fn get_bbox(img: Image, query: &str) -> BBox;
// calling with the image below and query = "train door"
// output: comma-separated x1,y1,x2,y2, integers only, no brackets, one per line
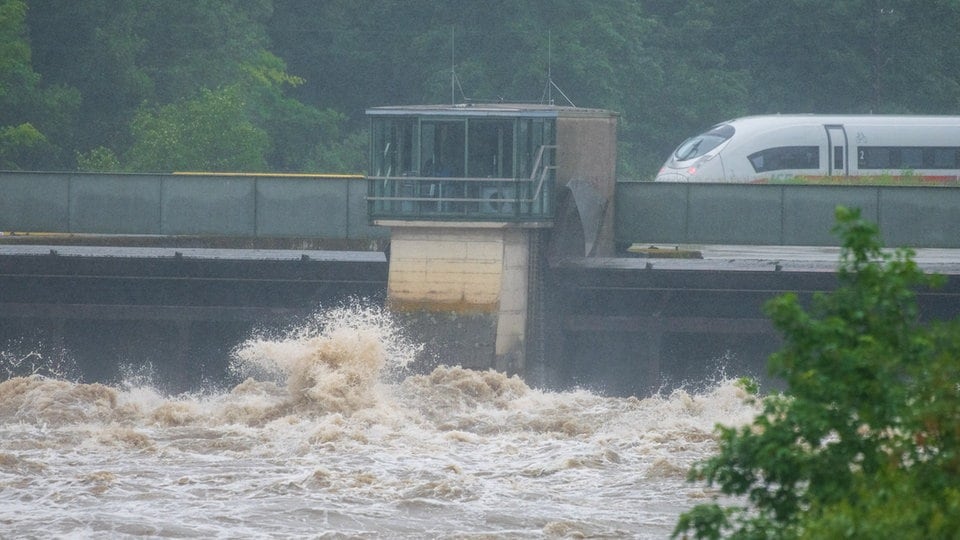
824,124,849,177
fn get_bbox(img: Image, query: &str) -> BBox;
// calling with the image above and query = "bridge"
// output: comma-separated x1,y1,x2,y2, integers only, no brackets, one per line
0,171,383,245
4,169,960,394
3,105,960,395
3,171,959,249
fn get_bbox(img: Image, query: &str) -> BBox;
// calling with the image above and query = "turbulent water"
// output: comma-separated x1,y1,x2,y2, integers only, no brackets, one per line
0,306,760,539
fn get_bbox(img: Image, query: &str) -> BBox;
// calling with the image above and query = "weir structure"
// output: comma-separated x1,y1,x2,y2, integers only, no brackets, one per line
7,120,960,395
365,103,617,374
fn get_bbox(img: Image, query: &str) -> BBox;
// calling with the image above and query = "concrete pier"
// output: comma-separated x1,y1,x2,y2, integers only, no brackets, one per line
365,103,618,377
381,223,541,373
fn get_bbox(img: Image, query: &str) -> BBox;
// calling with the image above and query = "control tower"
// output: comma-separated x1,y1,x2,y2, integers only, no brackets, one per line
366,103,617,374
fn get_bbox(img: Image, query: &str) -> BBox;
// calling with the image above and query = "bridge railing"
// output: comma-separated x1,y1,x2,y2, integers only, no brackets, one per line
615,181,960,248
0,171,386,240
7,170,960,248
366,145,557,222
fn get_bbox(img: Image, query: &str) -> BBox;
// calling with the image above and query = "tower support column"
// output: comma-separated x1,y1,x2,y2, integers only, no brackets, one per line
384,222,541,374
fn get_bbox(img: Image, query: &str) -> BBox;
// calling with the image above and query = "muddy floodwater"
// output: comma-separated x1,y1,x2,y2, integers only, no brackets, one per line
0,306,757,538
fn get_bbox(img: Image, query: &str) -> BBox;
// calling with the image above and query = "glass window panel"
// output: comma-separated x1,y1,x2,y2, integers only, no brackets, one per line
747,146,819,172
468,120,514,177
858,146,960,169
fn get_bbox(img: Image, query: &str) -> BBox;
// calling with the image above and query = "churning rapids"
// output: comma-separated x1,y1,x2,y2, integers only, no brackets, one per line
0,305,759,538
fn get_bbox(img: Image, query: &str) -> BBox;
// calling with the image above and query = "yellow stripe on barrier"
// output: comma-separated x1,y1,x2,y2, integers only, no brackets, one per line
172,172,364,179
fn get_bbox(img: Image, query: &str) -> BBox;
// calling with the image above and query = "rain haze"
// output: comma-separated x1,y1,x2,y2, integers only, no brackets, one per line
4,2,960,537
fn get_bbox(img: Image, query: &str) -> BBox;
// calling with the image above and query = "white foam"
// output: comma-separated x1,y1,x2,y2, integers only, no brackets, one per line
0,304,761,538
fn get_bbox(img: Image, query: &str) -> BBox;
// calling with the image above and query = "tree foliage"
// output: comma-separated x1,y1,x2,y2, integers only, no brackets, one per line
126,86,270,172
13,1,960,174
0,0,78,169
673,207,960,539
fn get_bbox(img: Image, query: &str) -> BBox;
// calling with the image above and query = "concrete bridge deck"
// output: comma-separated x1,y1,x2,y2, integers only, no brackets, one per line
555,244,960,339
0,244,387,322
580,244,960,274
0,244,388,391
7,242,960,272
0,244,385,263
3,242,959,395
547,245,960,395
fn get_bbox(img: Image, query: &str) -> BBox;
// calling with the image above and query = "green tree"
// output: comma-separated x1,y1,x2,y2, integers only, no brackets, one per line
0,0,78,169
638,0,750,177
674,207,960,538
123,46,347,172
125,85,269,172
76,146,122,172
26,0,284,169
699,0,960,115
19,1,960,175
268,0,666,176
240,50,346,172
308,129,368,174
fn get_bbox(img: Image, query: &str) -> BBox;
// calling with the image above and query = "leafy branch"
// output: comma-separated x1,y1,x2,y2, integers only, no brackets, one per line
674,206,960,539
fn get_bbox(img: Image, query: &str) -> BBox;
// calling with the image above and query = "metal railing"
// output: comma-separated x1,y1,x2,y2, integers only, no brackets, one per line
367,145,557,221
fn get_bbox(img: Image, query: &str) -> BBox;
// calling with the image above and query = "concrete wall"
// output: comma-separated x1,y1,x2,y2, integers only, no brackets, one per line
0,250,388,393
556,115,618,192
386,227,508,312
385,225,534,374
0,171,385,240
615,182,960,248
1,172,71,232
556,114,618,255
495,229,530,361
7,171,959,248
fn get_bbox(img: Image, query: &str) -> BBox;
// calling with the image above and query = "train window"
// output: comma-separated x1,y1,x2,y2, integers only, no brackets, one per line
673,124,735,161
858,146,960,169
902,148,923,168
748,146,819,173
859,147,891,168
928,148,959,168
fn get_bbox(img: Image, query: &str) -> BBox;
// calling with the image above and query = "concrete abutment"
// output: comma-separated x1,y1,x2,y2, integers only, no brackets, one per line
384,223,547,377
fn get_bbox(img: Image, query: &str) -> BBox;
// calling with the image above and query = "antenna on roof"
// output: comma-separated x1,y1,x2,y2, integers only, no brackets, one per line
451,27,456,105
450,27,469,104
540,31,575,107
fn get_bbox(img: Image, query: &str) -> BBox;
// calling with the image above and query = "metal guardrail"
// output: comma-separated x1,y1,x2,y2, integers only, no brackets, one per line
13,170,957,247
367,146,557,221
615,181,960,248
0,171,384,240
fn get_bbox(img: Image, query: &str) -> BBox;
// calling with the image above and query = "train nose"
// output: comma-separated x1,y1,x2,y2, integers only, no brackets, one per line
655,166,690,182
655,172,687,182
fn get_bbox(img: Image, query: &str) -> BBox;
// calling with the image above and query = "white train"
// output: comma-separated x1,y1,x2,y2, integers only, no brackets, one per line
655,115,960,183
